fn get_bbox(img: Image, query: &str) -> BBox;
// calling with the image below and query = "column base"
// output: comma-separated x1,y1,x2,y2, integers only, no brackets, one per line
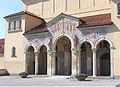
91,75,97,79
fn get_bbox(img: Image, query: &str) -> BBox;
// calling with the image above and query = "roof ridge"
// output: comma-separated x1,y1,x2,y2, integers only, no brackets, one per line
4,11,42,19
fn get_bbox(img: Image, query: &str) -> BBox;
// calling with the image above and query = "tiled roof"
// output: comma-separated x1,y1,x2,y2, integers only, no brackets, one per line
4,11,42,19
24,22,48,35
24,13,112,35
78,13,112,28
0,48,4,53
0,39,4,44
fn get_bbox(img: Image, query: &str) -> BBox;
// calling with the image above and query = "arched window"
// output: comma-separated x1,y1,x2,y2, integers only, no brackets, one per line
118,3,120,15
11,47,16,57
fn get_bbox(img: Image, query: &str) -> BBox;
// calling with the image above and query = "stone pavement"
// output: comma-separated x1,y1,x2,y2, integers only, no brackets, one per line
0,76,120,87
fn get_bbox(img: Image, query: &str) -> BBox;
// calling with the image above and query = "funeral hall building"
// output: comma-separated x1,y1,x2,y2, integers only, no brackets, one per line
1,0,120,77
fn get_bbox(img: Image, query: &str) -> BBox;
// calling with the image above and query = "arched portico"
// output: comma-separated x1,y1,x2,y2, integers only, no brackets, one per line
80,42,93,76
95,37,114,77
53,34,74,50
25,46,35,74
96,40,111,76
55,36,71,75
78,39,96,76
38,45,47,75
77,37,114,77
50,35,78,76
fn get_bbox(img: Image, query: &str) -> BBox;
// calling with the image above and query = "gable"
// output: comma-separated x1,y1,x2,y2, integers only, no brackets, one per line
47,13,80,37
47,13,80,27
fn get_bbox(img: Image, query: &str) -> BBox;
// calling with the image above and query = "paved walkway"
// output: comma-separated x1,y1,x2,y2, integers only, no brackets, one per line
0,76,120,86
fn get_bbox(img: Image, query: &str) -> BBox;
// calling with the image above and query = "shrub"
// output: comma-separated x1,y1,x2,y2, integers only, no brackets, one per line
75,74,88,81
19,72,28,78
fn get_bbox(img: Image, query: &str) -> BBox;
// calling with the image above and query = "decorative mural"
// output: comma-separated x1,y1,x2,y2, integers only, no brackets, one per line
26,33,50,48
75,27,108,42
48,17,78,38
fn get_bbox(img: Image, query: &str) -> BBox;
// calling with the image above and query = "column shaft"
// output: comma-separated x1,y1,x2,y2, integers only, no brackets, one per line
24,52,29,73
71,48,77,76
35,52,39,75
77,49,81,75
52,51,56,75
110,47,114,77
92,48,97,77
47,50,52,76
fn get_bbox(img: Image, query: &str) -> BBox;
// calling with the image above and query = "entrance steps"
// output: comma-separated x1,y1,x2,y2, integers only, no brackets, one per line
28,75,114,79
28,75,49,78
88,76,114,79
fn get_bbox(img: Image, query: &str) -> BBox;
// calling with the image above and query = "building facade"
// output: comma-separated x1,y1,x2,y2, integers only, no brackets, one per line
1,0,120,77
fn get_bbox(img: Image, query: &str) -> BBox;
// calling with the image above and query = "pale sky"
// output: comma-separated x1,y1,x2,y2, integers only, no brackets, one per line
0,0,23,39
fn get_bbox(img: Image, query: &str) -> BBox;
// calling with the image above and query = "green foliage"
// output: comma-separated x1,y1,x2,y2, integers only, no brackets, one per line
75,74,88,81
19,72,28,78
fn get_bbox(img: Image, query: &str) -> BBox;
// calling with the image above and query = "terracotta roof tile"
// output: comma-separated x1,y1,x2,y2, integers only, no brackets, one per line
78,13,112,28
24,23,48,35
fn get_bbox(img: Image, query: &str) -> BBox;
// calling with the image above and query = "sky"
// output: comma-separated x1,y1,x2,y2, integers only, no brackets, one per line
0,0,23,39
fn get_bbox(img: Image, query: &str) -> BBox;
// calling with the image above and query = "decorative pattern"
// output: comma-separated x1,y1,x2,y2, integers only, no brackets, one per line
48,18,78,38
48,38,52,49
73,35,79,48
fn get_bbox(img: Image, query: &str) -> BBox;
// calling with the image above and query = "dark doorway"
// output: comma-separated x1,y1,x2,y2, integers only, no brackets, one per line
27,46,35,74
38,45,47,75
81,42,93,76
100,53,110,76
97,40,110,76
55,36,71,75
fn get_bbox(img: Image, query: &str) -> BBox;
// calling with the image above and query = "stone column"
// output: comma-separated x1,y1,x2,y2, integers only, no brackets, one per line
24,52,29,73
35,52,39,75
77,49,81,75
110,47,114,77
47,50,52,76
51,50,56,75
71,48,77,76
92,48,97,77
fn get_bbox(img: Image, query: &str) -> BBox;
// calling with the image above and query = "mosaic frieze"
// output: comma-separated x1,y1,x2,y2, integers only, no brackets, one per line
48,18,78,38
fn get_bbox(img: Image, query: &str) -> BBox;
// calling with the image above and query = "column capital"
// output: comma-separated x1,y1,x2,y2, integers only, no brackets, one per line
34,51,39,55
24,52,29,54
110,46,114,50
92,48,97,52
47,49,52,53
51,50,56,53
47,49,52,56
71,48,77,55
76,49,81,52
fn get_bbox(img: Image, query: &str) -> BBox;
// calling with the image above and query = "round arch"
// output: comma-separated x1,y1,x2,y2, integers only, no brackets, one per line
36,43,48,52
95,37,114,48
53,34,74,50
78,38,94,49
55,36,72,75
38,45,47,75
80,41,93,76
96,38,112,76
26,46,35,74
24,43,37,53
